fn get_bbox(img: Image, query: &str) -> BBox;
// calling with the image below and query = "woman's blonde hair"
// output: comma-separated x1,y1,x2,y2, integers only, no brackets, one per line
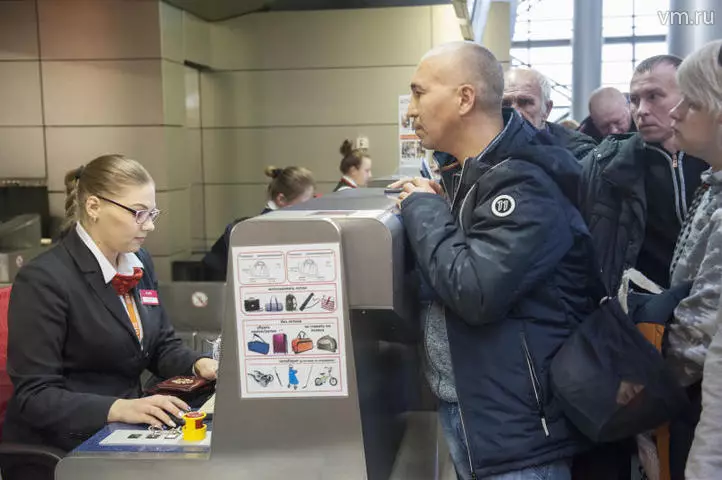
677,39,722,117
62,154,153,232
264,165,315,203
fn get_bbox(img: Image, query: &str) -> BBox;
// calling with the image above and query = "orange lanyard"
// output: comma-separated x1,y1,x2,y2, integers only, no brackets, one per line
122,293,142,342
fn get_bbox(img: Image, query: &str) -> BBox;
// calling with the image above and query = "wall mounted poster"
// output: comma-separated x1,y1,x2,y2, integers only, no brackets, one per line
231,243,348,399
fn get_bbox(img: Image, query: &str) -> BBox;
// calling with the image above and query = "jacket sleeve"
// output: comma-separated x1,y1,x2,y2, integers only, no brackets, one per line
7,263,116,436
668,210,722,386
686,318,722,479
140,251,206,379
400,163,575,325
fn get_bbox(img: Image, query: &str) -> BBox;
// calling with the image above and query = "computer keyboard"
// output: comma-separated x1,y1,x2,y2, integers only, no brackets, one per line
199,393,215,415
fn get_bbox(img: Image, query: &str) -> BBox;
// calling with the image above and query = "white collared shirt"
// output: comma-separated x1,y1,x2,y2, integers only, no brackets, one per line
337,175,358,191
266,200,279,211
76,223,145,344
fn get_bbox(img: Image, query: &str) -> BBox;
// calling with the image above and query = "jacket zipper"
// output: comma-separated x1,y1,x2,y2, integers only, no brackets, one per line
647,146,684,225
519,332,550,437
456,398,478,479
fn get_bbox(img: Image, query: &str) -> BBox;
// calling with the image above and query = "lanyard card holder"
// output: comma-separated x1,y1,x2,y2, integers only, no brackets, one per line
247,333,270,355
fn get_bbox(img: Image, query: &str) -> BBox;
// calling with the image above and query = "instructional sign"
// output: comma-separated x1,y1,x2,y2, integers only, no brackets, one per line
232,243,348,398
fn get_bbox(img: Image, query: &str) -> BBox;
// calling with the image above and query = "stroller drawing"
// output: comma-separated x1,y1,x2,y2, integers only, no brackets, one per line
314,366,338,387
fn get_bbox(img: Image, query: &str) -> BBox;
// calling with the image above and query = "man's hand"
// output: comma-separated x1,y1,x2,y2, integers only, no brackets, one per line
388,177,442,207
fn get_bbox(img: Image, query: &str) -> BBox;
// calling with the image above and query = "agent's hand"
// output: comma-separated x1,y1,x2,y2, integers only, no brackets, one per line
194,358,218,381
388,177,442,207
107,395,190,428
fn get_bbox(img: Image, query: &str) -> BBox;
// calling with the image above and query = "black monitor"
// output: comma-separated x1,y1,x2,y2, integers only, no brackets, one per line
0,184,51,238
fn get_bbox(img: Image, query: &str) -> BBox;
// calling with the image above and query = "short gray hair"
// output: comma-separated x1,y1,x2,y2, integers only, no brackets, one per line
677,39,722,116
505,68,553,116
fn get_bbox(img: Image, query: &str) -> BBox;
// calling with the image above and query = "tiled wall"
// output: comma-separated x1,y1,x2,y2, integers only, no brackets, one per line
200,5,464,247
0,0,212,280
0,1,464,275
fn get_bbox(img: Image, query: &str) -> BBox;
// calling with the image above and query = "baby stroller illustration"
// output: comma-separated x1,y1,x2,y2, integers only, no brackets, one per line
314,367,338,387
247,370,274,387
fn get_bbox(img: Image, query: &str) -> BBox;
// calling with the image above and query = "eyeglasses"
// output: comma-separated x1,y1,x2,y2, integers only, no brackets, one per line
96,195,161,225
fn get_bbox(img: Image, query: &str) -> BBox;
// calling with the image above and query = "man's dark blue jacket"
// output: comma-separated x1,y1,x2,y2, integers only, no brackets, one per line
400,109,594,476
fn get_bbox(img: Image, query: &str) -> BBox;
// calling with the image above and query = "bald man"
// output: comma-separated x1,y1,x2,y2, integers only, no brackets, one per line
579,87,636,142
504,67,596,159
391,42,592,480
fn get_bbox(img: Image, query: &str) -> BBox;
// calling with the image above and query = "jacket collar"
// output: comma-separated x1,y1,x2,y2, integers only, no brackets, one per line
61,225,146,349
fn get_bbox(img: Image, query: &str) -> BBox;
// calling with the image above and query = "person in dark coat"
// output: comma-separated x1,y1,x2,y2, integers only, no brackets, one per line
333,140,373,191
202,165,315,280
390,42,595,480
4,155,218,461
504,67,597,160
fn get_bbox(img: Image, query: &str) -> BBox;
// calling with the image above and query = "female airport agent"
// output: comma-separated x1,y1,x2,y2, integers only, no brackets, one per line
333,140,373,191
202,165,316,279
3,154,218,455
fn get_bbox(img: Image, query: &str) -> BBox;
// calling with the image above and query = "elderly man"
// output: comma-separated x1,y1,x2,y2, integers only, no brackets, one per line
578,87,636,142
504,67,596,159
391,42,593,480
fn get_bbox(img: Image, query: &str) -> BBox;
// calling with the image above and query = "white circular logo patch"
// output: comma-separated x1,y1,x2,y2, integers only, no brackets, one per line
491,195,516,217
191,291,208,308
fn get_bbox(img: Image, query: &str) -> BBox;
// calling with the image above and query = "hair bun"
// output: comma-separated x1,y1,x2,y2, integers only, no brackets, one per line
264,165,283,178
340,139,353,157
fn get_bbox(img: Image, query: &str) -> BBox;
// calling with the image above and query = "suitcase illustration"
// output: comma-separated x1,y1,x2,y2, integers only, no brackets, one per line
273,333,287,354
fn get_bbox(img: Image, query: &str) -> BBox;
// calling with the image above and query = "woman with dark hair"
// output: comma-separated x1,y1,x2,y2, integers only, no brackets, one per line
334,140,373,191
202,166,316,280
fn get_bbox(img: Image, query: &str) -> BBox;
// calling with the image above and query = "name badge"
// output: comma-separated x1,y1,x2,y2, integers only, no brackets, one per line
139,289,159,306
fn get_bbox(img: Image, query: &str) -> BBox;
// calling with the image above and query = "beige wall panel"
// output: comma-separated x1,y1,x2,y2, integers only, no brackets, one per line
203,184,267,239
186,128,202,182
162,60,186,126
202,125,399,184
42,60,164,126
48,192,64,227
0,62,42,126
0,127,45,178
45,126,187,191
201,66,415,128
184,13,211,66
0,1,39,60
37,0,161,60
185,67,201,128
150,250,192,282
145,188,191,256
431,5,465,46
160,1,184,63
190,184,205,242
213,7,430,71
165,126,191,188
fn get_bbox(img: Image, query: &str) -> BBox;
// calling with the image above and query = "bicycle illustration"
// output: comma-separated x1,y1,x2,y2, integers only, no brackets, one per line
314,366,338,387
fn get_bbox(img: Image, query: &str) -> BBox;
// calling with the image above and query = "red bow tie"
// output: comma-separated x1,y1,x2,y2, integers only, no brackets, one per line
110,267,143,296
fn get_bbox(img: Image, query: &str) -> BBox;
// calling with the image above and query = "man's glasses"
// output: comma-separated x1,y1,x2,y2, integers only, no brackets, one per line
96,195,161,225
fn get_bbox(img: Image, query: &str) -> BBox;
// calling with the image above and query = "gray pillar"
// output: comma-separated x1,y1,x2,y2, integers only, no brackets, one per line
668,0,722,58
571,0,603,122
